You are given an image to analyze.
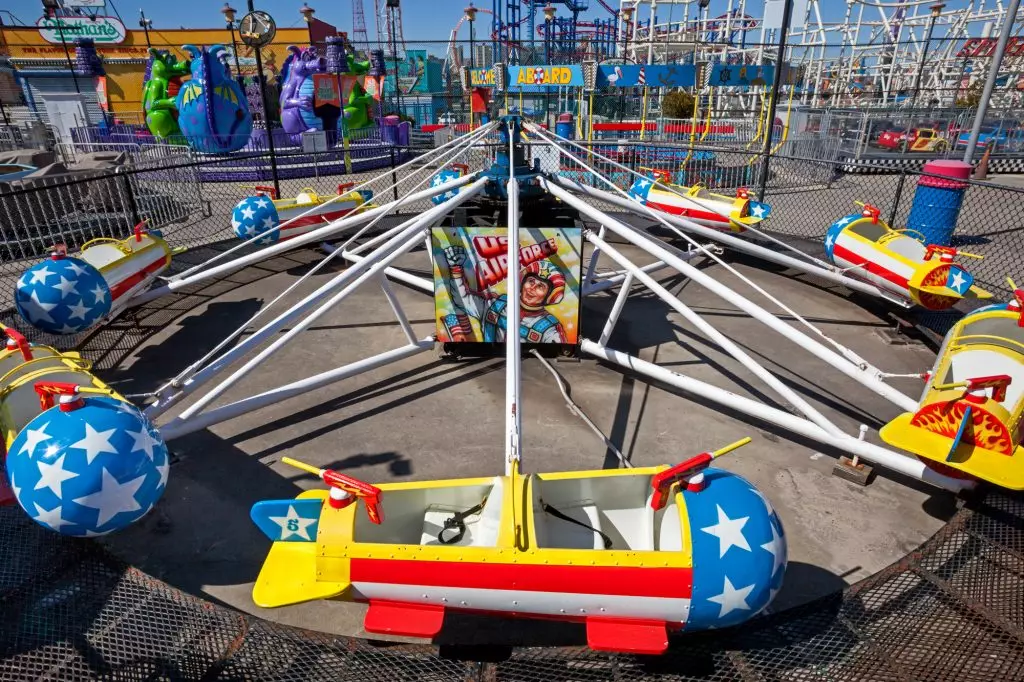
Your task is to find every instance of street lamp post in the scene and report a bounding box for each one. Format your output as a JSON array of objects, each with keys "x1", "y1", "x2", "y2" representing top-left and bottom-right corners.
[
  {"x1": 910, "y1": 4, "x2": 944, "y2": 109},
  {"x1": 388, "y1": 0, "x2": 403, "y2": 118},
  {"x1": 138, "y1": 9, "x2": 153, "y2": 49},
  {"x1": 299, "y1": 3, "x2": 315, "y2": 43},
  {"x1": 464, "y1": 3, "x2": 477, "y2": 126},
  {"x1": 898, "y1": 3, "x2": 943, "y2": 156},
  {"x1": 618, "y1": 6, "x2": 634, "y2": 122},
  {"x1": 465, "y1": 3, "x2": 477, "y2": 69},
  {"x1": 543, "y1": 4, "x2": 555, "y2": 64},
  {"x1": 221, "y1": 3, "x2": 244, "y2": 87},
  {"x1": 756, "y1": 0, "x2": 794, "y2": 199},
  {"x1": 543, "y1": 5, "x2": 555, "y2": 127},
  {"x1": 41, "y1": 0, "x2": 80, "y2": 94}
]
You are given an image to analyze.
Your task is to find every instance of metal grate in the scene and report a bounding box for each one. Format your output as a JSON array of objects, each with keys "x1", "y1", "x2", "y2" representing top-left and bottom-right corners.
[{"x1": 2, "y1": 488, "x2": 1024, "y2": 680}]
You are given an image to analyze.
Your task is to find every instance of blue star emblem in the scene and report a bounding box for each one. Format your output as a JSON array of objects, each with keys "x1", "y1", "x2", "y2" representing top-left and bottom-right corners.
[
  {"x1": 682, "y1": 469, "x2": 787, "y2": 629},
  {"x1": 431, "y1": 170, "x2": 462, "y2": 206},
  {"x1": 15, "y1": 257, "x2": 112, "y2": 335},
  {"x1": 232, "y1": 196, "x2": 281, "y2": 244},
  {"x1": 946, "y1": 266, "x2": 972, "y2": 294},
  {"x1": 5, "y1": 396, "x2": 170, "y2": 536}
]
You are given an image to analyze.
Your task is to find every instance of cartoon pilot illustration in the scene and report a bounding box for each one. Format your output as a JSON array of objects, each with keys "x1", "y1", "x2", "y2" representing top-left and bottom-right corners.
[{"x1": 443, "y1": 245, "x2": 568, "y2": 343}]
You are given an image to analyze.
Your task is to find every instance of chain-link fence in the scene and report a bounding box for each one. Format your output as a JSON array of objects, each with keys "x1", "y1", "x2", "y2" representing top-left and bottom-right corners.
[
  {"x1": 2, "y1": 135, "x2": 1022, "y2": 347},
  {"x1": 2, "y1": 482, "x2": 1023, "y2": 680}
]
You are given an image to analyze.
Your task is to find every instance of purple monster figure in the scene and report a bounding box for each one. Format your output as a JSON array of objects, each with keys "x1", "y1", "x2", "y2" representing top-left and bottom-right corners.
[{"x1": 279, "y1": 45, "x2": 326, "y2": 144}]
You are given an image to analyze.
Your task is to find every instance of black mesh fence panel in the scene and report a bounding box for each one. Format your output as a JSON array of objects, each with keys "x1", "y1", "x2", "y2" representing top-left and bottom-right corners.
[{"x1": 3, "y1": 488, "x2": 1024, "y2": 681}]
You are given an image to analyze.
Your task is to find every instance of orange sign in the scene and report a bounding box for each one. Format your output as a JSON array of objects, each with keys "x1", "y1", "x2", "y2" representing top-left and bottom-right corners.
[
  {"x1": 312, "y1": 73, "x2": 341, "y2": 108},
  {"x1": 95, "y1": 75, "x2": 109, "y2": 111}
]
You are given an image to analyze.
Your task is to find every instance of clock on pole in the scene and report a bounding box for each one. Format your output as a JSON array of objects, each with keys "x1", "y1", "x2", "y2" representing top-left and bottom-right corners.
[{"x1": 239, "y1": 10, "x2": 276, "y2": 48}]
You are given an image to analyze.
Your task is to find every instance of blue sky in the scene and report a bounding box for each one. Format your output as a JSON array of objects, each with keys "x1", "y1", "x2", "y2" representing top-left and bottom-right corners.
[{"x1": 1, "y1": 0, "x2": 980, "y2": 41}]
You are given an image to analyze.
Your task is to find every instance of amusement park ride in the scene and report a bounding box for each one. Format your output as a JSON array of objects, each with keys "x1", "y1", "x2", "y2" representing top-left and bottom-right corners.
[{"x1": 0, "y1": 107, "x2": 1021, "y2": 652}]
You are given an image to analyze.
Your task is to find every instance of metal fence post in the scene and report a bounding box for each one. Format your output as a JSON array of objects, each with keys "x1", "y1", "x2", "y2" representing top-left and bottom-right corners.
[
  {"x1": 888, "y1": 168, "x2": 908, "y2": 228},
  {"x1": 117, "y1": 167, "x2": 142, "y2": 227},
  {"x1": 390, "y1": 146, "x2": 400, "y2": 203}
]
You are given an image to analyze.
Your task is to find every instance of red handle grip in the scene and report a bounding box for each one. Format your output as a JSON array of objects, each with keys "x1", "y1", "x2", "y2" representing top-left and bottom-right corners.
[
  {"x1": 650, "y1": 451, "x2": 713, "y2": 511},
  {"x1": 966, "y1": 374, "x2": 1012, "y2": 402},
  {"x1": 322, "y1": 469, "x2": 385, "y2": 524},
  {"x1": 450, "y1": 163, "x2": 470, "y2": 176},
  {"x1": 254, "y1": 185, "x2": 278, "y2": 200},
  {"x1": 337, "y1": 182, "x2": 355, "y2": 193},
  {"x1": 3, "y1": 328, "x2": 32, "y2": 362},
  {"x1": 33, "y1": 381, "x2": 81, "y2": 411},
  {"x1": 861, "y1": 204, "x2": 880, "y2": 224},
  {"x1": 924, "y1": 244, "x2": 957, "y2": 261},
  {"x1": 134, "y1": 219, "x2": 150, "y2": 242}
]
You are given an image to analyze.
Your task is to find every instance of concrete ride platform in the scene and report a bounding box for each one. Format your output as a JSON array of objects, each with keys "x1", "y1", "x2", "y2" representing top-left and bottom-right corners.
[{"x1": 93, "y1": 237, "x2": 958, "y2": 647}]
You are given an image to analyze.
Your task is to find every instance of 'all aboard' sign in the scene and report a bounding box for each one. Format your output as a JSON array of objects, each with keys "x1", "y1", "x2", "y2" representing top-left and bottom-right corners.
[{"x1": 508, "y1": 65, "x2": 584, "y2": 88}]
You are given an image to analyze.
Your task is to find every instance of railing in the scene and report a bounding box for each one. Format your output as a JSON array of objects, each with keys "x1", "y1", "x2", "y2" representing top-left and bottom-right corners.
[{"x1": 2, "y1": 136, "x2": 1022, "y2": 346}]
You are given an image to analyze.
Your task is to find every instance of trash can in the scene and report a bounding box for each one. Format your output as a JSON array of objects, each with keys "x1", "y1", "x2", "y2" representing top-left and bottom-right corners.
[
  {"x1": 380, "y1": 115, "x2": 400, "y2": 146},
  {"x1": 906, "y1": 160, "x2": 971, "y2": 247},
  {"x1": 556, "y1": 112, "x2": 574, "y2": 140}
]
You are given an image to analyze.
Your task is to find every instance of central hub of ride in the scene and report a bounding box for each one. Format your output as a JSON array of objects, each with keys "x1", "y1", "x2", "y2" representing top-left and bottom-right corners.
[{"x1": 482, "y1": 115, "x2": 544, "y2": 200}]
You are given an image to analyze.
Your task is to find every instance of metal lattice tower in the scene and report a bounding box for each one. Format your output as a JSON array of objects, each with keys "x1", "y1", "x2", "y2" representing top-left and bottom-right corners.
[{"x1": 352, "y1": 0, "x2": 370, "y2": 48}]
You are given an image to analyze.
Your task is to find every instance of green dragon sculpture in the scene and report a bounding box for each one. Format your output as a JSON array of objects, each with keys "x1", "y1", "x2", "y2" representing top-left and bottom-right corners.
[{"x1": 143, "y1": 48, "x2": 192, "y2": 141}]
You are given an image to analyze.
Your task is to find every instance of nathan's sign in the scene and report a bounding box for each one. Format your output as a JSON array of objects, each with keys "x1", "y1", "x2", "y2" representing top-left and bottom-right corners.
[{"x1": 37, "y1": 16, "x2": 126, "y2": 44}]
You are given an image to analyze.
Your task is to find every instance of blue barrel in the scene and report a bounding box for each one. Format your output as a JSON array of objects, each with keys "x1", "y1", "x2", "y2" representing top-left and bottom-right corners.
[
  {"x1": 906, "y1": 160, "x2": 971, "y2": 246},
  {"x1": 555, "y1": 112, "x2": 574, "y2": 140}
]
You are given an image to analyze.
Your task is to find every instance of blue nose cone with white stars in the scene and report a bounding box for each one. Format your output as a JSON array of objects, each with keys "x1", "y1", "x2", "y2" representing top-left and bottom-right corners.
[
  {"x1": 5, "y1": 396, "x2": 169, "y2": 536},
  {"x1": 15, "y1": 257, "x2": 112, "y2": 335},
  {"x1": 684, "y1": 468, "x2": 786, "y2": 629},
  {"x1": 233, "y1": 195, "x2": 281, "y2": 245},
  {"x1": 431, "y1": 169, "x2": 463, "y2": 206}
]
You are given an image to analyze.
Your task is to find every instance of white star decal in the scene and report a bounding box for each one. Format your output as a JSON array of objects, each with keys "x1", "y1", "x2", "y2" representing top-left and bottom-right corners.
[
  {"x1": 240, "y1": 205, "x2": 255, "y2": 220},
  {"x1": 66, "y1": 299, "x2": 93, "y2": 321},
  {"x1": 751, "y1": 204, "x2": 766, "y2": 218},
  {"x1": 35, "y1": 453, "x2": 79, "y2": 497},
  {"x1": 701, "y1": 504, "x2": 751, "y2": 558},
  {"x1": 949, "y1": 271, "x2": 967, "y2": 292},
  {"x1": 18, "y1": 274, "x2": 30, "y2": 288},
  {"x1": 33, "y1": 501, "x2": 73, "y2": 531},
  {"x1": 431, "y1": 175, "x2": 444, "y2": 186},
  {"x1": 232, "y1": 217, "x2": 242, "y2": 230},
  {"x1": 70, "y1": 423, "x2": 118, "y2": 464},
  {"x1": 18, "y1": 421, "x2": 51, "y2": 456},
  {"x1": 255, "y1": 197, "x2": 270, "y2": 208},
  {"x1": 52, "y1": 275, "x2": 78, "y2": 299},
  {"x1": 127, "y1": 427, "x2": 160, "y2": 460},
  {"x1": 761, "y1": 521, "x2": 786, "y2": 579},
  {"x1": 30, "y1": 265, "x2": 55, "y2": 284},
  {"x1": 825, "y1": 234, "x2": 834, "y2": 249},
  {"x1": 749, "y1": 487, "x2": 776, "y2": 517},
  {"x1": 113, "y1": 400, "x2": 141, "y2": 417},
  {"x1": 258, "y1": 236, "x2": 274, "y2": 245},
  {"x1": 262, "y1": 216, "x2": 275, "y2": 229},
  {"x1": 72, "y1": 467, "x2": 147, "y2": 527},
  {"x1": 23, "y1": 290, "x2": 57, "y2": 324},
  {"x1": 9, "y1": 469, "x2": 22, "y2": 502},
  {"x1": 57, "y1": 322, "x2": 81, "y2": 335},
  {"x1": 90, "y1": 284, "x2": 108, "y2": 305},
  {"x1": 244, "y1": 224, "x2": 256, "y2": 237},
  {"x1": 707, "y1": 576, "x2": 756, "y2": 619},
  {"x1": 269, "y1": 505, "x2": 317, "y2": 540},
  {"x1": 155, "y1": 453, "x2": 170, "y2": 490},
  {"x1": 66, "y1": 261, "x2": 87, "y2": 277},
  {"x1": 637, "y1": 178, "x2": 650, "y2": 189},
  {"x1": 836, "y1": 216, "x2": 854, "y2": 227}
]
